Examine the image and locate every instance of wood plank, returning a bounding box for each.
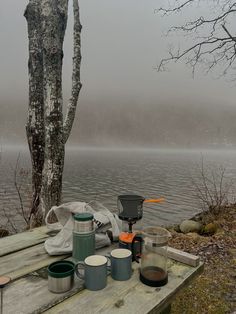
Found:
[0,236,116,281]
[0,226,52,257]
[145,246,199,267]
[2,273,84,314]
[0,243,69,280]
[167,247,199,267]
[44,261,204,314]
[2,246,115,314]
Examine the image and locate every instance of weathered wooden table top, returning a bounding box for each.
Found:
[0,226,203,314]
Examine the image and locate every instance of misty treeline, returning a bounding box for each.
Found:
[77,102,236,148]
[2,101,236,148]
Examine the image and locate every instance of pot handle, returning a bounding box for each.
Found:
[74,262,85,280]
[131,235,143,263]
[144,198,165,203]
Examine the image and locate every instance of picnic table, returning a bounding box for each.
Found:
[0,226,203,314]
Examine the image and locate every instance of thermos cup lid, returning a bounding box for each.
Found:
[74,213,94,221]
[48,261,75,278]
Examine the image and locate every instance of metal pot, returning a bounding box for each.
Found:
[47,261,75,293]
[117,194,164,222]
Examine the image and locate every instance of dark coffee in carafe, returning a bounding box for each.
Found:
[140,266,168,287]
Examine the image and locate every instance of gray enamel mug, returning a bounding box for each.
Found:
[47,261,75,293]
[75,255,109,291]
[107,248,132,281]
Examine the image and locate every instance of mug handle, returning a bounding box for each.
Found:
[74,262,85,280]
[105,255,111,274]
[131,235,143,263]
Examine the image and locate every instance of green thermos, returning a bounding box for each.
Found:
[72,213,95,261]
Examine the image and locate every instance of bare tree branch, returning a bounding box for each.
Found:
[156,0,195,15]
[156,0,236,78]
[14,154,29,224]
[222,24,236,41]
[63,0,82,143]
[192,157,234,213]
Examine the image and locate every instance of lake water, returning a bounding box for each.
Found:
[1,146,236,231]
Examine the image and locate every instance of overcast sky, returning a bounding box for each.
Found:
[0,0,236,146]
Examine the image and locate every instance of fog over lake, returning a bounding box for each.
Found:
[0,1,236,230]
[1,146,236,231]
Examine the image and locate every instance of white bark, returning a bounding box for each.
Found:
[24,0,45,223]
[25,0,82,220]
[63,0,82,143]
[40,0,68,215]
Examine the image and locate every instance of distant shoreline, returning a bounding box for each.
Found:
[1,143,236,153]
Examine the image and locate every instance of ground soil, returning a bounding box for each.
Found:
[168,206,236,314]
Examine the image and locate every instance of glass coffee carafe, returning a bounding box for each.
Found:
[132,227,171,287]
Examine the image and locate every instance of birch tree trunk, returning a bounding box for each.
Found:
[40,0,68,216]
[25,0,82,223]
[24,1,45,223]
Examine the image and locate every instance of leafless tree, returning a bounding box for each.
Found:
[156,1,236,78]
[0,154,32,234]
[192,157,234,214]
[24,0,82,225]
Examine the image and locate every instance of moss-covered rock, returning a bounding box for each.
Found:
[180,220,202,234]
[202,222,218,235]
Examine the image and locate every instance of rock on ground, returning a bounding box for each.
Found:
[180,220,202,234]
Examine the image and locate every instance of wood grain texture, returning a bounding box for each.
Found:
[0,226,50,257]
[44,261,204,314]
[0,243,69,280]
[3,274,83,314]
[1,246,114,314]
[167,247,200,267]
[0,227,203,314]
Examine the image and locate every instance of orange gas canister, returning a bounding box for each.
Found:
[119,232,142,261]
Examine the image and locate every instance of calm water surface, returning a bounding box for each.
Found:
[1,146,236,230]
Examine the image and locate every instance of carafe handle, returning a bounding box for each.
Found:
[131,235,143,263]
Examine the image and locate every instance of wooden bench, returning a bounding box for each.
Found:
[0,226,203,314]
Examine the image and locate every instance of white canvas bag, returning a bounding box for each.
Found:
[44,201,121,255]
